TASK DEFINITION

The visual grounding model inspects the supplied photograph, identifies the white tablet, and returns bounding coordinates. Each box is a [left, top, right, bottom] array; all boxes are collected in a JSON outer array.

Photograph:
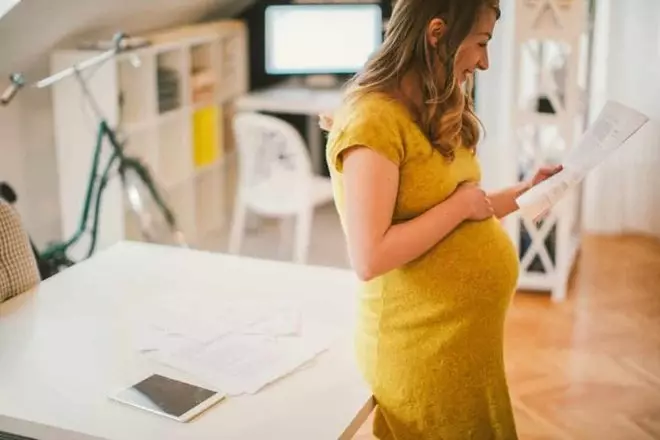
[[110, 374, 225, 422]]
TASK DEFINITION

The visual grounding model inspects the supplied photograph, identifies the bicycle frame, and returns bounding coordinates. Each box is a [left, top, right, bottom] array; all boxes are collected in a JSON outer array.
[[42, 120, 123, 261], [2, 32, 181, 274], [41, 117, 179, 263]]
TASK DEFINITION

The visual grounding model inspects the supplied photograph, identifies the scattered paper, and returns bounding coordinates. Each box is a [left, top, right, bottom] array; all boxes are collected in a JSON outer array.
[[133, 299, 302, 353], [240, 306, 301, 337], [134, 325, 200, 354], [156, 330, 332, 396], [517, 100, 649, 222], [131, 298, 334, 395]]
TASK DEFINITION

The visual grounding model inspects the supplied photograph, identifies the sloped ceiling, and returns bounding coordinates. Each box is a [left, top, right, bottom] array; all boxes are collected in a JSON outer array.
[[0, 0, 255, 76], [0, 0, 21, 20]]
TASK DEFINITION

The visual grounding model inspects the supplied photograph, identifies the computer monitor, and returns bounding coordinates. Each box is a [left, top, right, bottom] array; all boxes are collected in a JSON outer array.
[[264, 3, 383, 76]]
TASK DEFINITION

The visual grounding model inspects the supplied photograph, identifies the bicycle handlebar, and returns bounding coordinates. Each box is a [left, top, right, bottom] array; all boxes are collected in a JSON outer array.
[[0, 73, 25, 106], [0, 32, 129, 107]]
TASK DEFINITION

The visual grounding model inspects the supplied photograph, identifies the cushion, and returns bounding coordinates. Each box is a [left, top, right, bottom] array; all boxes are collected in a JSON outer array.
[[0, 200, 40, 302]]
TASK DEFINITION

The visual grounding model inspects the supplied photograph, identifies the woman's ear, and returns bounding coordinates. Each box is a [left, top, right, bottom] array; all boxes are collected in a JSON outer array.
[[426, 18, 446, 48]]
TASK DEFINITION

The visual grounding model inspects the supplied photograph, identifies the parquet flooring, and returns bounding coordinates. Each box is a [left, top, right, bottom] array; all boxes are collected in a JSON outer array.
[[352, 234, 660, 439]]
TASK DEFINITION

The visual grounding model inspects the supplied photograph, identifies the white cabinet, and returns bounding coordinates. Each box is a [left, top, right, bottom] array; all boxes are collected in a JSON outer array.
[[508, 0, 589, 301]]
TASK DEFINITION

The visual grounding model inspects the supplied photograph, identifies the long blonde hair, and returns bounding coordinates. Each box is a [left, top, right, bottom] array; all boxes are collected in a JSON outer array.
[[341, 0, 500, 160]]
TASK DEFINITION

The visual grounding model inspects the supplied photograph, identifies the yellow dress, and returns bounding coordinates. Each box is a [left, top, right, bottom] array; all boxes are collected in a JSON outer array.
[[326, 92, 520, 440]]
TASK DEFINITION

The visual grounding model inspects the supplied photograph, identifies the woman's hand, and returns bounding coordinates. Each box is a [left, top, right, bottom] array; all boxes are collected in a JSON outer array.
[[485, 165, 564, 220], [452, 182, 494, 221], [529, 164, 563, 187]]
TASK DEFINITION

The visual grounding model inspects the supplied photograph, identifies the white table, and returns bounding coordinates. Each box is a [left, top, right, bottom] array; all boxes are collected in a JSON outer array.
[[235, 82, 343, 174], [0, 241, 372, 440]]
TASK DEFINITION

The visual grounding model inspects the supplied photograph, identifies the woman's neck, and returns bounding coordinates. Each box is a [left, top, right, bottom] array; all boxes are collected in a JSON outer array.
[[390, 71, 424, 123]]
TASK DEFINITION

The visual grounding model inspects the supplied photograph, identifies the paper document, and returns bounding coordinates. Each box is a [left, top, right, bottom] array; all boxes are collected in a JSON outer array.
[[132, 297, 335, 395], [157, 330, 333, 396], [516, 100, 649, 221], [133, 299, 302, 354]]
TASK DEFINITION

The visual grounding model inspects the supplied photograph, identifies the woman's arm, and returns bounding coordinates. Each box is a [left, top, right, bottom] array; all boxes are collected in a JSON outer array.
[[342, 146, 492, 281], [488, 165, 563, 219], [487, 181, 531, 219]]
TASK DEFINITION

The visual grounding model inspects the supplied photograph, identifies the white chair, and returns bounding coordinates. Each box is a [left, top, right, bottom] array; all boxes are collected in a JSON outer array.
[[229, 112, 334, 264]]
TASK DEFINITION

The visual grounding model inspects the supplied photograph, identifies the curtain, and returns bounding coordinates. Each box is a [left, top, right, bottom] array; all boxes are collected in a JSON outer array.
[[582, 0, 660, 238]]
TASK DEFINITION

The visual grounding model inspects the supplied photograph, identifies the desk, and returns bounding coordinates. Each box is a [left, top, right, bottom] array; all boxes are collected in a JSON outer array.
[[0, 242, 372, 440], [235, 84, 344, 174]]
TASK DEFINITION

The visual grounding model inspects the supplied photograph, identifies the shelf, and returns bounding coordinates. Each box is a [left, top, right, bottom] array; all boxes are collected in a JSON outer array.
[[195, 163, 226, 238], [156, 48, 185, 114], [51, 20, 248, 254], [191, 71, 215, 105], [190, 43, 216, 105], [167, 180, 197, 243], [157, 116, 191, 189], [217, 35, 246, 102], [118, 53, 156, 126], [122, 127, 158, 175]]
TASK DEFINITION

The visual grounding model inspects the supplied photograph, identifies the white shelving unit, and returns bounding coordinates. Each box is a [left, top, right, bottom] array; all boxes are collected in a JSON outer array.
[[508, 0, 590, 301], [51, 20, 248, 259]]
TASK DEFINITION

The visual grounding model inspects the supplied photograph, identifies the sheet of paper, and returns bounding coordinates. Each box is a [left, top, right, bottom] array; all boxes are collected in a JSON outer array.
[[134, 326, 200, 354], [133, 299, 303, 354], [516, 167, 582, 222], [222, 299, 302, 337], [516, 100, 649, 221], [132, 296, 330, 394], [562, 100, 650, 173], [156, 330, 333, 396], [240, 307, 301, 337]]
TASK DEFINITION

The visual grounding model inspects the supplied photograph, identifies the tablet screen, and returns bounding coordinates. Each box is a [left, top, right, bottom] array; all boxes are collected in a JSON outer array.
[[113, 374, 219, 419]]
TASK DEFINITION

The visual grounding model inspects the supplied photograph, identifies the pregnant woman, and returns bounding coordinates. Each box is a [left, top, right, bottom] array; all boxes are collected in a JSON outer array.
[[322, 0, 561, 438]]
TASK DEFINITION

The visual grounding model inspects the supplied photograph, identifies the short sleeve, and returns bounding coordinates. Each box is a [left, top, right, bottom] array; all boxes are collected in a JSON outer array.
[[327, 98, 405, 173]]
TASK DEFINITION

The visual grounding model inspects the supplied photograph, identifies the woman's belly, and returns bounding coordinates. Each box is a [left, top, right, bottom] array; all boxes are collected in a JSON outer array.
[[376, 216, 518, 303], [407, 216, 521, 300], [356, 216, 519, 358]]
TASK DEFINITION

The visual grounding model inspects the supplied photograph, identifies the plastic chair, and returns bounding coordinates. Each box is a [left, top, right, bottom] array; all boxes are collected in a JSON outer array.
[[229, 112, 334, 264]]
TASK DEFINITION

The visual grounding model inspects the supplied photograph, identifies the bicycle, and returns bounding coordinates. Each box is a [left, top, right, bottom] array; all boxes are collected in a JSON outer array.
[[1, 33, 187, 279]]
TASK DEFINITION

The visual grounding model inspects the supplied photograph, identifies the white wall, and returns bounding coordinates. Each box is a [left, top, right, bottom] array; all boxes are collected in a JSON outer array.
[[475, 0, 516, 192], [582, 0, 660, 237], [0, 59, 61, 246], [0, 0, 250, 247]]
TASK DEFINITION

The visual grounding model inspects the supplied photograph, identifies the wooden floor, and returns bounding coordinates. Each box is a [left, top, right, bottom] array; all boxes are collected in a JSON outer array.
[[353, 234, 660, 439]]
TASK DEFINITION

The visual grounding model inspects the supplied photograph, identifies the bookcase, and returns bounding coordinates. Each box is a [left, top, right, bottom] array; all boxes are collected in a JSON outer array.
[[51, 20, 248, 259]]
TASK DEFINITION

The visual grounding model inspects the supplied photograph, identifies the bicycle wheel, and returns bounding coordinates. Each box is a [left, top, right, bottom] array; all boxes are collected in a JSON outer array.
[[120, 159, 188, 248]]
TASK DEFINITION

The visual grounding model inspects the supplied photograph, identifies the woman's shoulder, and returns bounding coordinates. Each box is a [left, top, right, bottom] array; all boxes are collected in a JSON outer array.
[[326, 91, 410, 171], [330, 91, 410, 140], [337, 91, 407, 122]]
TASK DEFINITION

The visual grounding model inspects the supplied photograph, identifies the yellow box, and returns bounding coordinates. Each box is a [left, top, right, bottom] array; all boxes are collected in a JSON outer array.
[[192, 105, 223, 168]]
